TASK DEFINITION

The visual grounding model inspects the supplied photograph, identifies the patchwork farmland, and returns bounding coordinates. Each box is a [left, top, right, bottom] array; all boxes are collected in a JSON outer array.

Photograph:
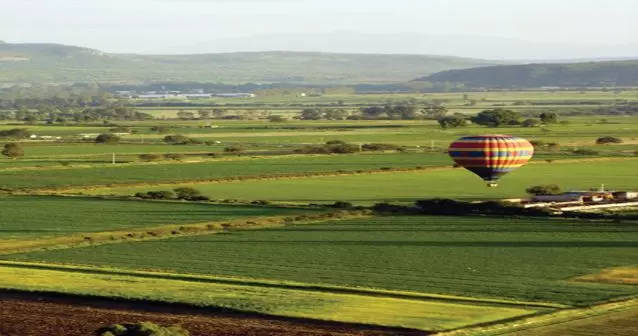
[[0, 89, 637, 335]]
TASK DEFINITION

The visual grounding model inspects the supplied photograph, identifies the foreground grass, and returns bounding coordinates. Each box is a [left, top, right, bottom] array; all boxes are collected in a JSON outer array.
[[0, 263, 537, 331], [91, 159, 638, 204], [0, 195, 309, 240], [8, 215, 638, 306]]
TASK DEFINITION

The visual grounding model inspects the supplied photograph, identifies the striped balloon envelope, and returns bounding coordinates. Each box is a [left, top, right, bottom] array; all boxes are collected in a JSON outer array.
[[448, 135, 534, 187]]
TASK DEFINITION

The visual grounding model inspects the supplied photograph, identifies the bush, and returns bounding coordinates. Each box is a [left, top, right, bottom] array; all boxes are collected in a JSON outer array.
[[521, 118, 541, 127], [596, 136, 623, 144], [437, 115, 468, 129], [525, 184, 562, 196], [163, 134, 202, 145], [571, 148, 599, 155], [0, 128, 30, 139], [173, 187, 202, 200], [95, 322, 189, 336], [332, 201, 354, 209], [2, 143, 24, 159], [224, 145, 245, 153], [138, 154, 162, 162], [95, 133, 121, 144], [326, 140, 347, 145], [136, 190, 175, 200], [361, 143, 402, 151], [164, 153, 185, 161], [268, 115, 287, 122]]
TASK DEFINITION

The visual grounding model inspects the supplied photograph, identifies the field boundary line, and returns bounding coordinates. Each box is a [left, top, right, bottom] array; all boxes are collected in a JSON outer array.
[[0, 260, 566, 310], [29, 157, 637, 194], [436, 297, 638, 336], [0, 209, 372, 255]]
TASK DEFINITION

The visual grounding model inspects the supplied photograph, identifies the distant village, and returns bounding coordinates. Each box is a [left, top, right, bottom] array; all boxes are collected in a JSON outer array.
[[115, 89, 256, 99]]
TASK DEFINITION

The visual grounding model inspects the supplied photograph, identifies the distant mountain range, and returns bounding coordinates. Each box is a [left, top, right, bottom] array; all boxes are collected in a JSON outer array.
[[0, 42, 502, 84], [415, 61, 638, 88], [152, 31, 638, 61], [1, 39, 637, 87]]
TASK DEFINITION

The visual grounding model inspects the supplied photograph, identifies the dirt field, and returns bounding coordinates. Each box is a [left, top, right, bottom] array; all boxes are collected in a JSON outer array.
[[0, 291, 424, 336]]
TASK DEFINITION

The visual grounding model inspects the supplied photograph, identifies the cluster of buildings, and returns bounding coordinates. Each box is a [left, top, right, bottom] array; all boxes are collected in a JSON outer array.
[[115, 91, 256, 99], [525, 188, 638, 211]]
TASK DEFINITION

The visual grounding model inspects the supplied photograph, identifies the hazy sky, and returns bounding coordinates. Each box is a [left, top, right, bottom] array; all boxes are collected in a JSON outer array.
[[1, 0, 637, 54]]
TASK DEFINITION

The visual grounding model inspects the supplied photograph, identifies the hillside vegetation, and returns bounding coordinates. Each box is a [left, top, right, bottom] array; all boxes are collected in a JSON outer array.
[[417, 60, 638, 88], [0, 42, 498, 84]]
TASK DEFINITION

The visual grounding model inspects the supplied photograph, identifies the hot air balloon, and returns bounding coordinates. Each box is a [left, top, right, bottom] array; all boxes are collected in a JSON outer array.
[[448, 135, 534, 187]]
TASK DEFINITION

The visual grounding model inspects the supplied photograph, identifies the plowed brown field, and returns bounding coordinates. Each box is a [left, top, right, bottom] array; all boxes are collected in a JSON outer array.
[[0, 291, 424, 336]]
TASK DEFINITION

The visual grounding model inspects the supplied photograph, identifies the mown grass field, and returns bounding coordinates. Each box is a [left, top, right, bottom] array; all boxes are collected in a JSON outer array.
[[0, 153, 452, 189], [0, 263, 538, 331], [0, 196, 307, 240], [8, 215, 637, 306], [503, 307, 638, 336], [92, 159, 638, 204]]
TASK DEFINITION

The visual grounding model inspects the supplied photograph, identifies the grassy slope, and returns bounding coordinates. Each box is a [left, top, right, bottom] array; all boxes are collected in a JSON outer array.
[[0, 43, 496, 83], [0, 196, 306, 240], [418, 60, 638, 87], [8, 215, 638, 306], [92, 159, 638, 204]]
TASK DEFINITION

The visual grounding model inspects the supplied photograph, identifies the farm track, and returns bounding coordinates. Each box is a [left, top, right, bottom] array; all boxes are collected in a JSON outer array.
[[437, 298, 638, 336], [0, 290, 423, 336], [32, 156, 636, 194]]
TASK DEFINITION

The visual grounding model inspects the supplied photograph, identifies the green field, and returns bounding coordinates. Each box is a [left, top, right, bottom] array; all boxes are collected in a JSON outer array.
[[0, 263, 538, 331], [0, 196, 307, 240], [0, 153, 452, 189], [92, 159, 638, 204], [7, 215, 637, 306]]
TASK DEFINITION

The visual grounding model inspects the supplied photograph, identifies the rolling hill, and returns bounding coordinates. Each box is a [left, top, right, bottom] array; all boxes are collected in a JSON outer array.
[[416, 60, 638, 88], [0, 42, 501, 84]]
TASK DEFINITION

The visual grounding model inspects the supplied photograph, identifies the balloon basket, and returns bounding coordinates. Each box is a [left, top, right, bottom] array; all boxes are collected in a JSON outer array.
[[487, 182, 499, 188]]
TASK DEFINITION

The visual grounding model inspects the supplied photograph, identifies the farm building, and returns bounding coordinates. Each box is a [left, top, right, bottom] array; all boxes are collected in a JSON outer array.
[[531, 191, 614, 203], [612, 191, 638, 201]]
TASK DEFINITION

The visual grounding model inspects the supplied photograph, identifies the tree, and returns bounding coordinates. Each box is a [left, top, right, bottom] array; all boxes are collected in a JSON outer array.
[[437, 116, 467, 129], [521, 118, 541, 127], [95, 322, 189, 336], [596, 136, 623, 144], [212, 109, 226, 118], [424, 105, 448, 119], [151, 126, 171, 134], [526, 184, 562, 196], [268, 115, 287, 122], [0, 128, 30, 139], [224, 145, 245, 153], [163, 134, 191, 145], [300, 108, 323, 120], [197, 109, 212, 119], [539, 112, 558, 124], [176, 111, 195, 120], [174, 187, 202, 200], [138, 154, 162, 162], [471, 108, 521, 127], [95, 133, 121, 144], [324, 108, 349, 120], [2, 143, 24, 160]]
